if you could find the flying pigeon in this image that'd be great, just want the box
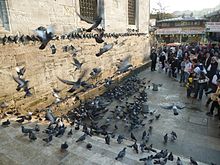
[96,43,113,57]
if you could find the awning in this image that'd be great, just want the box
[156,27,205,35]
[206,22,220,32]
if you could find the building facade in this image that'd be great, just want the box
[155,16,207,44]
[205,9,220,42]
[0,0,151,112]
[0,0,149,34]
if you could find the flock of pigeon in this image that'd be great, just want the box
[0,12,140,99]
[0,13,216,165]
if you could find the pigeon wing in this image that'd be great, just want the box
[73,58,81,66]
[76,12,94,24]
[57,77,76,85]
[12,76,25,86]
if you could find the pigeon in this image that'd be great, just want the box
[167,152,173,161]
[43,134,53,143]
[29,131,37,141]
[21,126,33,134]
[76,12,102,32]
[148,118,154,124]
[61,142,68,151]
[57,70,87,93]
[67,129,73,136]
[116,56,133,74]
[177,157,183,165]
[170,131,177,141]
[164,133,168,144]
[161,104,185,116]
[155,114,161,120]
[35,25,54,49]
[15,66,26,78]
[128,141,139,154]
[94,28,104,43]
[50,44,56,54]
[76,134,87,143]
[144,144,157,153]
[96,43,113,57]
[143,132,150,143]
[16,116,25,123]
[45,109,56,123]
[12,76,32,97]
[190,157,198,165]
[52,89,61,103]
[131,132,137,141]
[142,130,147,140]
[1,119,10,126]
[34,124,40,132]
[148,126,153,134]
[86,143,92,150]
[139,156,153,165]
[115,147,126,160]
[105,134,110,145]
[90,68,102,78]
[72,58,83,71]
[154,158,167,165]
[117,135,125,144]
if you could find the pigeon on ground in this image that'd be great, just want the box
[177,157,183,165]
[76,134,87,143]
[67,129,73,136]
[43,134,53,144]
[115,147,126,160]
[29,131,37,141]
[76,12,102,32]
[167,152,174,161]
[61,142,68,151]
[117,135,126,144]
[155,114,161,120]
[96,43,113,57]
[35,25,54,49]
[139,156,153,165]
[190,157,198,165]
[142,130,147,140]
[105,134,110,145]
[1,119,10,126]
[154,158,167,165]
[164,133,168,144]
[45,109,56,124]
[86,143,92,150]
[34,124,40,132]
[170,131,177,141]
[131,132,137,141]
[21,126,33,134]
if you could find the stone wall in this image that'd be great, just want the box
[0,35,151,113]
[2,0,150,34]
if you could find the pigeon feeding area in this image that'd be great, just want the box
[1,69,219,165]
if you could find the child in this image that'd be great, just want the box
[186,73,194,98]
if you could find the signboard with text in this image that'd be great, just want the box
[206,22,220,32]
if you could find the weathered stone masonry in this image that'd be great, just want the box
[0,0,150,113]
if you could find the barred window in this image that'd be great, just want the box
[79,0,98,21]
[128,0,136,25]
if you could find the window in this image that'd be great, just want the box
[79,0,97,21]
[0,0,10,31]
[128,0,136,25]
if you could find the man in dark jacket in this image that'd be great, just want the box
[150,49,157,71]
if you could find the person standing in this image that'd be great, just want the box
[150,49,157,71]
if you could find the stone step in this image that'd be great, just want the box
[0,120,210,165]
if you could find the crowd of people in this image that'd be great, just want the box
[150,43,220,120]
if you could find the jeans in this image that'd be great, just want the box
[210,101,220,119]
[194,83,207,99]
[180,70,185,83]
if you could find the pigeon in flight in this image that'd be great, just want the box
[72,58,84,71]
[35,25,55,49]
[96,43,113,57]
[12,76,32,97]
[52,88,61,104]
[57,70,87,93]
[116,56,133,74]
[76,12,102,32]
[15,66,26,78]
[161,103,185,116]
[90,68,102,78]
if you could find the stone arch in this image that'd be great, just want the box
[0,0,10,31]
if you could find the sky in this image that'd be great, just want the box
[150,0,220,13]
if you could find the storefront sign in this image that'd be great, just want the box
[206,22,220,32]
[156,27,205,35]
